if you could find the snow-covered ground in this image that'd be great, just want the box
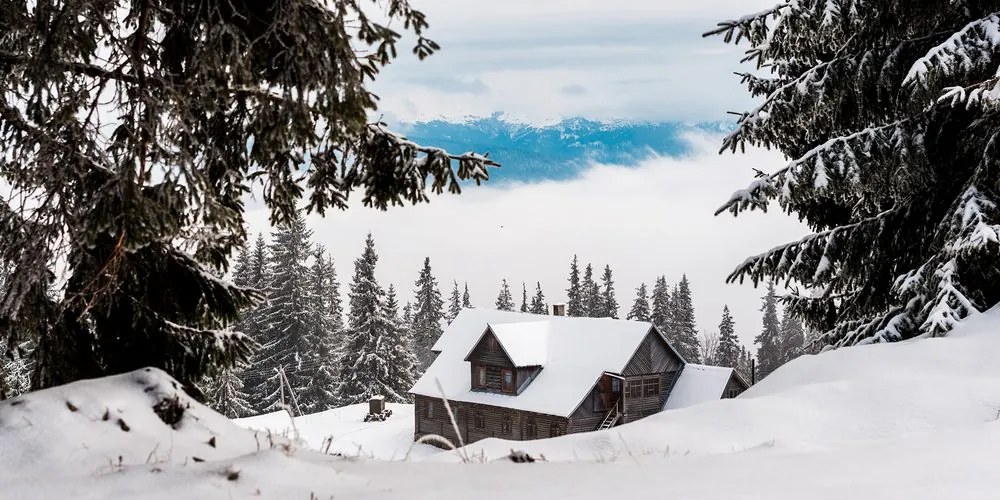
[3,307,1000,498]
[235,403,438,460]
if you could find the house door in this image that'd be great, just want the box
[598,374,623,410]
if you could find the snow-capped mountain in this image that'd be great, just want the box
[394,114,734,182]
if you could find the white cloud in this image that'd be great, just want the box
[245,133,806,351]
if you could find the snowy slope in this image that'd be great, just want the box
[235,403,437,460]
[3,308,1000,498]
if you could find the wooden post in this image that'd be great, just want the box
[751,359,756,385]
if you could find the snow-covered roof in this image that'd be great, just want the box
[413,308,655,417]
[663,364,739,411]
[481,321,549,367]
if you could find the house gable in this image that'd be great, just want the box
[464,327,515,369]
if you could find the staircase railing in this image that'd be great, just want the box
[597,398,622,431]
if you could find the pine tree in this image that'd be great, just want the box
[240,234,272,413]
[495,280,515,311]
[520,283,529,313]
[715,306,740,368]
[203,367,253,419]
[779,312,806,365]
[650,277,671,331]
[339,234,411,404]
[462,283,473,308]
[599,265,619,319]
[299,247,342,413]
[1,338,32,400]
[566,256,584,317]
[709,3,1000,347]
[581,264,602,317]
[255,214,314,411]
[384,285,418,401]
[446,280,463,324]
[669,276,702,362]
[412,257,445,372]
[0,2,496,391]
[627,283,651,322]
[529,282,548,315]
[755,282,783,379]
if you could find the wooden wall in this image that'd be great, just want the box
[413,395,568,447]
[619,329,685,423]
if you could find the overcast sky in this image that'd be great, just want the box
[247,0,806,350]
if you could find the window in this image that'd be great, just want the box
[627,379,642,398]
[643,377,660,397]
[474,410,485,429]
[726,388,740,399]
[549,422,564,437]
[611,378,621,393]
[475,366,486,388]
[525,417,537,439]
[425,400,435,419]
[501,414,512,434]
[502,369,514,392]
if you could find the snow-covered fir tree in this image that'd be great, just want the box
[411,257,445,371]
[495,279,515,311]
[0,338,32,399]
[238,233,272,412]
[462,282,473,308]
[383,285,417,401]
[627,283,651,322]
[755,282,783,379]
[779,312,806,366]
[650,276,671,331]
[300,247,343,413]
[599,265,619,319]
[446,280,463,324]
[203,367,253,419]
[403,302,414,326]
[256,214,313,412]
[520,283,529,313]
[581,263,602,317]
[339,234,412,404]
[736,346,755,384]
[669,276,701,362]
[566,256,583,316]
[709,2,1000,347]
[529,282,548,315]
[715,306,740,368]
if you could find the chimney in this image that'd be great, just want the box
[552,303,566,316]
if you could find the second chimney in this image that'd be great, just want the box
[551,303,566,316]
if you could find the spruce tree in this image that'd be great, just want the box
[529,282,548,315]
[412,257,445,371]
[0,0,496,391]
[715,306,740,368]
[300,247,342,413]
[581,264,602,317]
[203,367,253,419]
[709,2,1000,347]
[756,282,783,379]
[447,280,463,324]
[520,283,529,313]
[339,235,411,404]
[384,285,418,401]
[670,276,702,363]
[240,234,271,412]
[566,256,584,316]
[495,280,515,311]
[599,265,619,319]
[650,277,671,331]
[256,214,313,411]
[736,346,755,384]
[462,283,473,308]
[779,312,806,365]
[627,283,651,322]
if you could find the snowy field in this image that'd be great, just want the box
[3,307,1000,498]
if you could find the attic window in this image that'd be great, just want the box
[501,369,514,392]
[475,366,486,388]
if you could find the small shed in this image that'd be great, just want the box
[369,395,385,415]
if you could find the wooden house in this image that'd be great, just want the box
[410,308,749,446]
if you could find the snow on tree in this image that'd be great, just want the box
[755,282,783,379]
[715,306,740,368]
[1,338,32,399]
[462,282,473,309]
[339,234,411,404]
[779,312,806,365]
[627,283,651,322]
[708,2,1000,348]
[383,285,418,402]
[240,233,272,413]
[650,276,671,331]
[411,257,445,371]
[446,280,463,324]
[669,275,702,362]
[736,346,755,384]
[530,282,548,315]
[299,247,343,413]
[520,283,529,313]
[495,279,516,311]
[566,256,584,317]
[255,214,313,412]
[0,0,496,391]
[599,265,619,319]
[202,366,253,419]
[581,264,602,317]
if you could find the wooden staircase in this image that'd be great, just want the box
[597,399,622,431]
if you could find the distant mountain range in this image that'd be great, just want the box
[395,114,734,183]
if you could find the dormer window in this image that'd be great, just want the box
[475,366,486,388]
[502,369,514,392]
